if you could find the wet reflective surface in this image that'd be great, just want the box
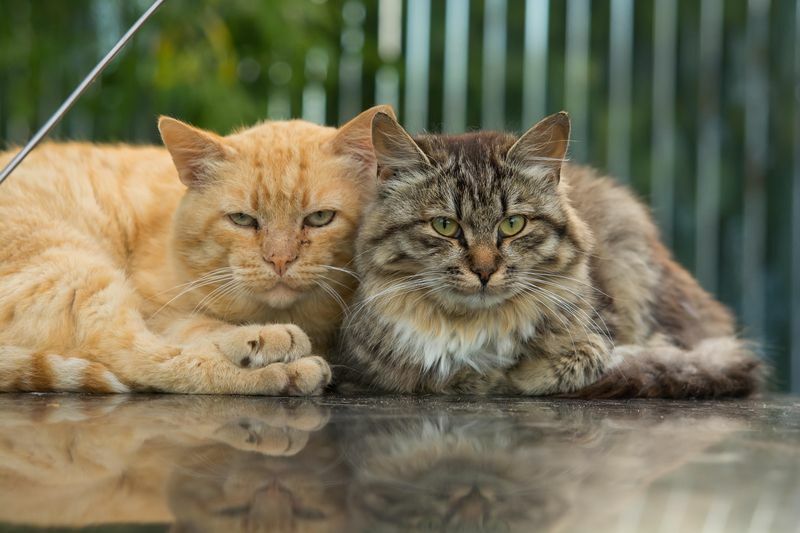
[0,395,798,532]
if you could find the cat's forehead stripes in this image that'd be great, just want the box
[226,120,353,221]
[414,133,518,233]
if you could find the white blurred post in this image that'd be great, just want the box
[523,0,549,127]
[443,0,470,133]
[376,0,402,113]
[338,1,366,122]
[482,0,507,130]
[302,48,329,124]
[607,0,633,182]
[564,0,591,162]
[695,0,723,293]
[404,0,431,133]
[650,0,677,245]
[792,0,800,393]
[742,0,770,342]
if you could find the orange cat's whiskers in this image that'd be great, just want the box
[316,274,350,291]
[312,279,348,316]
[191,279,240,316]
[319,264,360,282]
[152,267,235,298]
[149,269,235,318]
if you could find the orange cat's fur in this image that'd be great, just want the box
[0,105,392,394]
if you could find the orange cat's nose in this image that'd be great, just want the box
[264,253,298,276]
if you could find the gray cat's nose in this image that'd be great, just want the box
[468,244,499,286]
[471,264,497,286]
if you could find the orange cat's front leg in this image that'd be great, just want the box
[161,316,313,369]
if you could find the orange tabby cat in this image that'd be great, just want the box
[0,105,392,394]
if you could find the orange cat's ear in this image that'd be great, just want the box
[331,105,396,179]
[506,111,570,182]
[158,117,229,187]
[371,112,429,180]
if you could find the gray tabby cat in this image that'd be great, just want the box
[334,111,762,397]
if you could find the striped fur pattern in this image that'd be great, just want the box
[0,105,393,394]
[335,112,764,397]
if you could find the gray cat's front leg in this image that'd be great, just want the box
[507,333,617,395]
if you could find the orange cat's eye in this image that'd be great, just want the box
[304,210,336,227]
[228,212,259,228]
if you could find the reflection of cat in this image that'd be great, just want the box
[0,396,338,530]
[341,401,741,532]
[0,105,391,394]
[168,438,348,533]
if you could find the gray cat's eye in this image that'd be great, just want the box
[228,212,259,228]
[432,217,461,237]
[499,215,526,237]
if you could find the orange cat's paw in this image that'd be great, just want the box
[217,324,312,369]
[284,356,332,396]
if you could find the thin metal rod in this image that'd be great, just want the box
[0,0,166,186]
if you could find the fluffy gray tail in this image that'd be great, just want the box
[569,336,764,399]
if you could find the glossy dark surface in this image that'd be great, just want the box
[0,394,798,532]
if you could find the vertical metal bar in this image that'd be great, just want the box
[742,0,770,342]
[607,0,633,182]
[564,0,591,162]
[523,0,549,126]
[443,0,470,133]
[375,0,403,112]
[695,0,724,293]
[792,0,800,392]
[338,1,366,122]
[404,0,431,133]
[482,0,507,129]
[651,0,678,245]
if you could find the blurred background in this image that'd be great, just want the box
[1,0,798,392]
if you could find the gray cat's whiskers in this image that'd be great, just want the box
[512,284,579,356]
[515,279,613,357]
[518,274,613,341]
[343,275,440,330]
[516,280,600,341]
[519,270,614,300]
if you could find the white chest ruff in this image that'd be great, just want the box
[387,317,536,379]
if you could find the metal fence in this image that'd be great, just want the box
[1,0,798,392]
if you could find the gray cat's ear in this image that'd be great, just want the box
[506,111,570,182]
[159,116,230,187]
[331,105,396,179]
[371,112,430,180]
